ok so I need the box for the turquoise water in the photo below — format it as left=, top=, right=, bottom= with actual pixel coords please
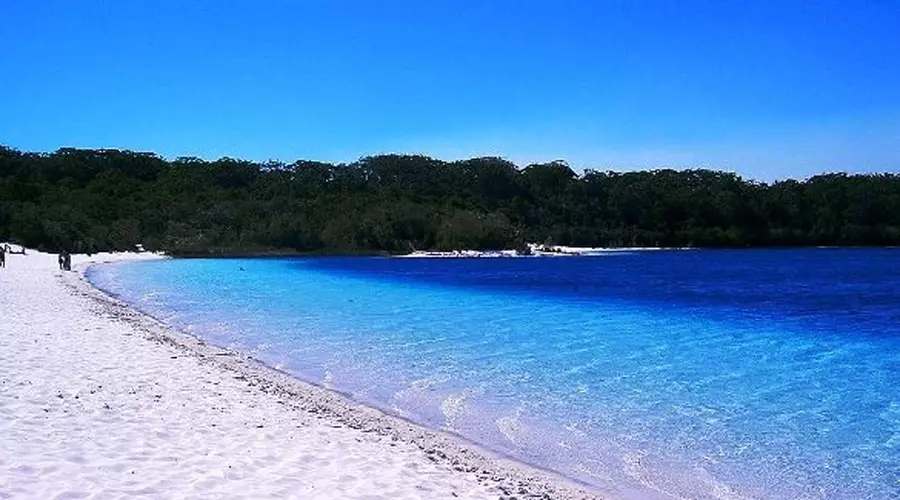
left=88, top=250, right=900, bottom=499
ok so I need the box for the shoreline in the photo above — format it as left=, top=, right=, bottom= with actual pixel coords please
left=134, top=245, right=894, bottom=260
left=75, top=257, right=601, bottom=497
left=0, top=249, right=600, bottom=499
left=396, top=245, right=684, bottom=258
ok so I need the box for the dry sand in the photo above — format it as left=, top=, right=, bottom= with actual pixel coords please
left=0, top=250, right=599, bottom=499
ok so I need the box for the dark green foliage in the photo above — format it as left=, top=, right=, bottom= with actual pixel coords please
left=1, top=145, right=898, bottom=254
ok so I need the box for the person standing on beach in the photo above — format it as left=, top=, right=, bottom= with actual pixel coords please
left=0, top=244, right=6, bottom=268
left=59, top=250, right=72, bottom=271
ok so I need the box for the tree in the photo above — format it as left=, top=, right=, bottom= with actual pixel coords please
left=1, top=144, right=898, bottom=254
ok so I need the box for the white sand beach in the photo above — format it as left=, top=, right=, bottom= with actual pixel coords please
left=397, top=244, right=686, bottom=258
left=0, top=250, right=597, bottom=499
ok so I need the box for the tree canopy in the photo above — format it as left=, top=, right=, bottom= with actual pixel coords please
left=1, top=145, right=898, bottom=255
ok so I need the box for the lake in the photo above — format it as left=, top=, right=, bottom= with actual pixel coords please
left=87, top=249, right=900, bottom=499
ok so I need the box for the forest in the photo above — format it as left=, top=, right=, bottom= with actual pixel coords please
left=1, top=145, right=898, bottom=255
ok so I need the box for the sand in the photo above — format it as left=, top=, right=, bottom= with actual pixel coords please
left=0, top=249, right=598, bottom=499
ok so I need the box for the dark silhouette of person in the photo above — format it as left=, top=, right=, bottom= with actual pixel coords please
left=64, top=251, right=72, bottom=271
left=58, top=252, right=65, bottom=270
left=0, top=245, right=6, bottom=268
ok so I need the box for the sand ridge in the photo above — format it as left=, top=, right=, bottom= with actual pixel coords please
left=0, top=250, right=600, bottom=499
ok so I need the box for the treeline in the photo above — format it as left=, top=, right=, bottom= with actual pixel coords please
left=1, top=145, right=899, bottom=254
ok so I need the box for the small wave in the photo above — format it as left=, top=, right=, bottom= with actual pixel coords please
left=248, top=342, right=271, bottom=357
left=389, top=374, right=453, bottom=414
left=439, top=386, right=485, bottom=430
left=440, top=393, right=467, bottom=430
left=496, top=405, right=526, bottom=446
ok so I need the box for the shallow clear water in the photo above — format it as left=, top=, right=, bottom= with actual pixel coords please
left=88, top=249, right=900, bottom=499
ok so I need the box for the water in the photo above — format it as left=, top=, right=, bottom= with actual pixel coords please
left=87, top=249, right=900, bottom=499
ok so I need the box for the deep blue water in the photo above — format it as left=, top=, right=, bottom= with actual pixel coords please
left=87, top=249, right=900, bottom=500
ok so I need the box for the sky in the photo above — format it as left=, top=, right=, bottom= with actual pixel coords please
left=1, top=0, right=899, bottom=180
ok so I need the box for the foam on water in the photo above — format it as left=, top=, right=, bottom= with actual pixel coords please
left=87, top=250, right=900, bottom=499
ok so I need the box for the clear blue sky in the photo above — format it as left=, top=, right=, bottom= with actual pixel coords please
left=1, top=1, right=898, bottom=180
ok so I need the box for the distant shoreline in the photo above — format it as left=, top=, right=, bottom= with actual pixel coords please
left=6, top=241, right=895, bottom=261
left=163, top=244, right=899, bottom=259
